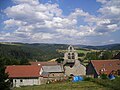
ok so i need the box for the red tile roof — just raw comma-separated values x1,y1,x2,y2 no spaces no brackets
91,60,120,75
30,61,58,66
6,65,41,78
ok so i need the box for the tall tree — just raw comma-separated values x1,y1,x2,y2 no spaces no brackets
0,58,10,90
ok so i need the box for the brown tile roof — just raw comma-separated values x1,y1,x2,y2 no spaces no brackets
30,61,58,66
6,65,41,78
91,60,120,75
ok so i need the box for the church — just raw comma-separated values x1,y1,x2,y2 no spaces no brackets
63,45,86,76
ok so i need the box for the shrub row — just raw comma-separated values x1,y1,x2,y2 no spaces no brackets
90,77,120,90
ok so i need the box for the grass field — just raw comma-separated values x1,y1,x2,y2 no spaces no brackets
76,50,89,54
14,81,112,90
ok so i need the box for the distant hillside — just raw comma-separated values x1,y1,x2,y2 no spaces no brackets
75,44,120,50
0,42,120,62
0,42,68,61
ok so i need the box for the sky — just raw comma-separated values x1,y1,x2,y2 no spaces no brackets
0,0,120,45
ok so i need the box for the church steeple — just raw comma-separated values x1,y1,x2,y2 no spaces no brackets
63,45,86,76
68,45,74,52
64,45,78,61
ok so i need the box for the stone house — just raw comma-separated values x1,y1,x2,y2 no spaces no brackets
6,65,43,87
41,65,64,83
6,63,64,87
86,60,120,78
63,45,86,76
30,61,64,83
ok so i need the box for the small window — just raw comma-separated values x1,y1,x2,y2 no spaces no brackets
15,80,16,82
68,56,71,59
20,79,23,82
70,47,72,50
72,53,74,55
72,56,75,59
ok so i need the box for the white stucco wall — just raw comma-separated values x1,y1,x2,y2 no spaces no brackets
12,67,45,87
13,78,40,87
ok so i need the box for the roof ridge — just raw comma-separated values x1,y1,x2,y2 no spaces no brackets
91,59,119,61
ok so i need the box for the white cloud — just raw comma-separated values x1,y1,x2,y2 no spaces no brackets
107,24,117,30
95,0,120,33
96,0,108,4
56,29,78,37
69,8,89,19
12,0,39,5
4,19,27,29
1,0,120,45
32,33,54,40
99,6,120,16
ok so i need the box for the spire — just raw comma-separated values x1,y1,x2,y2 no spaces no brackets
68,45,74,52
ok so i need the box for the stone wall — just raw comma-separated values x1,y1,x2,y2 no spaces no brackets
64,60,86,76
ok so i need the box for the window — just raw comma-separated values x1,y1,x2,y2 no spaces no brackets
68,56,71,59
15,80,16,82
70,47,72,50
68,53,70,55
72,53,75,59
20,79,23,82
72,56,75,59
68,53,71,59
72,53,74,55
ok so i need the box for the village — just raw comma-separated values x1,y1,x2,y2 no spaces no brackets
5,45,120,89
0,0,120,90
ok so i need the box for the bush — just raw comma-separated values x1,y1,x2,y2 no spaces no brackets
91,77,120,90
110,77,120,90
84,77,92,81
100,74,108,79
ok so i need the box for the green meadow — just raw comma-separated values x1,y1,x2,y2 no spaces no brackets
14,81,111,90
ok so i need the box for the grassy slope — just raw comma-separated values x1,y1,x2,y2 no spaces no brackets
14,81,111,90
76,50,89,54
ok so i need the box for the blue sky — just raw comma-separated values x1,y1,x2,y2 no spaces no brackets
0,0,120,45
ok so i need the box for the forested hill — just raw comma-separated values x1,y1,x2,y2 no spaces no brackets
0,42,68,65
75,44,120,50
0,42,120,65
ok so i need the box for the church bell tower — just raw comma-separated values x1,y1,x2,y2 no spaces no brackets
64,45,78,64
